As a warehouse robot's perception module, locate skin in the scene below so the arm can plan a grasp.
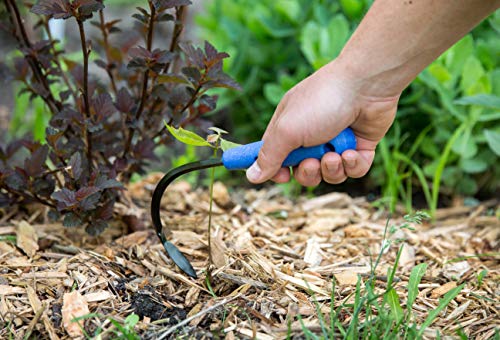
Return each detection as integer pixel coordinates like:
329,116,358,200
246,0,500,186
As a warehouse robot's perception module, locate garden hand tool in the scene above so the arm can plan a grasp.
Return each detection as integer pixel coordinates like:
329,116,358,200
151,128,357,278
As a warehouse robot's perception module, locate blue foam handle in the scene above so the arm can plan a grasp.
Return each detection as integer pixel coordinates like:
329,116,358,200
222,127,357,170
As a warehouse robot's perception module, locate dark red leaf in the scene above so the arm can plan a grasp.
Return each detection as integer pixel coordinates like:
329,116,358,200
63,212,82,227
25,145,49,177
115,88,135,113
31,0,72,19
85,220,107,236
51,188,77,209
69,153,83,180
76,186,100,201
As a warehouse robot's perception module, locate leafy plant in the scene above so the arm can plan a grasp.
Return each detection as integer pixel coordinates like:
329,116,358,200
373,30,500,215
0,0,238,234
165,124,239,272
72,312,140,339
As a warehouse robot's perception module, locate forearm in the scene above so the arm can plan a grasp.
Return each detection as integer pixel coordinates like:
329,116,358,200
336,0,500,97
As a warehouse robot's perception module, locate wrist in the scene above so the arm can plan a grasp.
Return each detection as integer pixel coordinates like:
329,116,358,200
324,57,404,100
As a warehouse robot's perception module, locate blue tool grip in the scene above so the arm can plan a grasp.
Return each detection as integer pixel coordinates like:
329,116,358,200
222,127,357,170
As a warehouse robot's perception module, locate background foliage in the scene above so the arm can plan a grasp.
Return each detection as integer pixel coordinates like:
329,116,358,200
197,0,500,210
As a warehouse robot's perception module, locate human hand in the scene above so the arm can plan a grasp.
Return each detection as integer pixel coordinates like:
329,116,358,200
245,59,400,186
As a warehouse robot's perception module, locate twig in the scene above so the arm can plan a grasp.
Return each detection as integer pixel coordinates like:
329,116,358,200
162,5,186,74
156,294,241,340
76,17,93,173
122,0,156,157
43,19,78,103
98,10,118,95
5,0,62,114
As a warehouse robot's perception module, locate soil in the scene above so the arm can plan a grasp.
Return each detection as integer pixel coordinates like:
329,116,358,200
0,173,498,339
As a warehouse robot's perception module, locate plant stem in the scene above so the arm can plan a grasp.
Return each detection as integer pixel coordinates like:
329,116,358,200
123,0,156,158
5,0,62,114
163,5,186,74
76,18,93,174
98,10,118,95
207,146,217,268
43,20,78,103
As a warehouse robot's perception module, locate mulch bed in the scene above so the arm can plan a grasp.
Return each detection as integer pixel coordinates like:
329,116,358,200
0,173,498,339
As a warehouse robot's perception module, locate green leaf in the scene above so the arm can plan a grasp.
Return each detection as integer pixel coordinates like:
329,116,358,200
460,56,485,95
445,34,474,80
407,263,428,311
165,123,211,147
125,313,139,327
452,130,477,159
263,83,286,106
300,15,350,69
428,63,452,84
484,129,500,156
386,288,404,323
455,94,500,109
417,284,465,336
220,138,242,152
460,158,488,174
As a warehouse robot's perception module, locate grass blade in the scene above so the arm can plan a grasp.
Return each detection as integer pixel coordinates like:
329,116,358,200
386,288,404,323
407,263,428,312
417,284,465,337
431,124,466,218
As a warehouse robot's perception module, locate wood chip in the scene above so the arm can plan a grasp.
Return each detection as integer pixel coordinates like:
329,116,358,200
431,281,457,298
84,290,113,302
16,221,39,257
62,291,90,337
0,285,24,295
21,271,69,279
334,272,359,286
303,237,323,267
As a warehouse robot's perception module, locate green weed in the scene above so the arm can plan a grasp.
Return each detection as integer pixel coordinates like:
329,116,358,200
294,212,463,339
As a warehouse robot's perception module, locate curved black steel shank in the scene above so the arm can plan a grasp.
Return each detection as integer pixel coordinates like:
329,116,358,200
151,158,223,278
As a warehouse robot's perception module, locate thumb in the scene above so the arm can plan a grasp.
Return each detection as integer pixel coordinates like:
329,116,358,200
246,124,300,183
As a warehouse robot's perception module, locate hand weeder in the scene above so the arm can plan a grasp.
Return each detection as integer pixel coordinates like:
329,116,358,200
151,128,357,278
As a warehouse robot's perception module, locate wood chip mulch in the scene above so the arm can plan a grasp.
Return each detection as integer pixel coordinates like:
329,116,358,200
0,173,498,339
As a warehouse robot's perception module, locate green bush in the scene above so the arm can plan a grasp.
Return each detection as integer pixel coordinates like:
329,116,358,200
197,0,499,209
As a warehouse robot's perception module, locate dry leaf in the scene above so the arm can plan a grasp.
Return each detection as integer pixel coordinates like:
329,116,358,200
62,291,90,337
16,221,39,257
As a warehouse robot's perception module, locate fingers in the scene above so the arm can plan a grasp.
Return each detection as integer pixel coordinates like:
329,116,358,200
341,149,374,178
320,152,347,184
271,167,291,183
316,150,376,184
246,119,301,184
293,158,322,187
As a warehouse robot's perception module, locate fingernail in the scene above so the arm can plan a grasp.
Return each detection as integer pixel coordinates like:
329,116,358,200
326,162,339,172
344,158,356,168
246,163,262,182
304,168,319,178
